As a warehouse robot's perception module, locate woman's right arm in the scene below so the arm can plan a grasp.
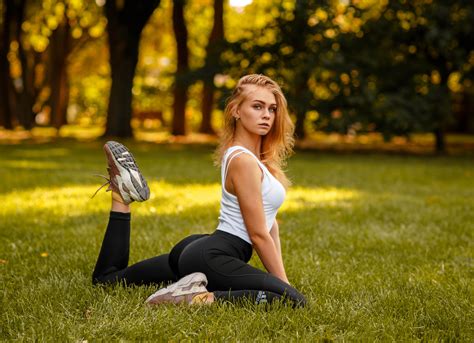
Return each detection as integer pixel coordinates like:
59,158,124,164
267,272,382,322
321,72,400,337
227,154,289,284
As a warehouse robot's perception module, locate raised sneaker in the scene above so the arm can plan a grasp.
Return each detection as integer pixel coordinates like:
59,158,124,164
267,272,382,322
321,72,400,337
93,141,150,204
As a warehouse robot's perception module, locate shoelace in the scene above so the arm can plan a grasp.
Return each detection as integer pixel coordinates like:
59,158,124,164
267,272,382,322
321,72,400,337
91,173,111,199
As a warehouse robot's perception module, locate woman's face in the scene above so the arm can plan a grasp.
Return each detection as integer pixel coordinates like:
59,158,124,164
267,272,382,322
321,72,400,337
236,85,277,136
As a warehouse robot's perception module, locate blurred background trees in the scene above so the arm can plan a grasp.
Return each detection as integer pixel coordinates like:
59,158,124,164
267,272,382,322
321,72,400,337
104,0,161,137
0,0,473,152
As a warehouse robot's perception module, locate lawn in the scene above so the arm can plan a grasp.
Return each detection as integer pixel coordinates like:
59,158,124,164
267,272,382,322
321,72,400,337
0,141,473,341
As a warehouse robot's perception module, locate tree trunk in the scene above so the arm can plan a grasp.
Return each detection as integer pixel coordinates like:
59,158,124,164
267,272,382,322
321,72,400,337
106,30,140,137
50,19,71,129
293,79,308,140
433,72,451,154
17,40,36,129
14,0,36,129
199,79,215,134
104,0,161,138
171,0,189,136
0,0,14,129
294,109,306,140
199,0,224,135
434,127,445,154
172,81,187,135
456,88,474,134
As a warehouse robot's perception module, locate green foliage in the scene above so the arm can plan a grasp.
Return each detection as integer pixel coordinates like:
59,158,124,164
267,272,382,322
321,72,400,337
0,142,473,340
5,0,106,126
68,38,110,125
2,0,473,144
316,0,474,141
218,0,473,146
22,0,105,53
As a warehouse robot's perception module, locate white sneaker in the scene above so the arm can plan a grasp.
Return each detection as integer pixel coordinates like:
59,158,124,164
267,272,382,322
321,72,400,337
146,272,211,305
93,141,150,204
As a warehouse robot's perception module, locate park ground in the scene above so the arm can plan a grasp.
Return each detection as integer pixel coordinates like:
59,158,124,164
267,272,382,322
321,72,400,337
0,139,473,341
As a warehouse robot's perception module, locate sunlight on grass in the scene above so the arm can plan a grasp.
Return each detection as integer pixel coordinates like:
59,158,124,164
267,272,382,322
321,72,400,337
59,125,104,139
134,131,171,143
0,182,221,217
0,185,110,217
8,147,71,160
2,160,62,169
282,187,361,212
1,182,361,218
136,181,222,216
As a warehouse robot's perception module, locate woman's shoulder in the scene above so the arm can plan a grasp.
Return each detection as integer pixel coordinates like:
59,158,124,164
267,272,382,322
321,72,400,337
230,151,258,167
226,153,263,187
225,148,265,179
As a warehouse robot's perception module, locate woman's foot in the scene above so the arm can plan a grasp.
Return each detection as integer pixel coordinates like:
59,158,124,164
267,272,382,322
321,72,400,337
146,272,214,305
95,141,150,205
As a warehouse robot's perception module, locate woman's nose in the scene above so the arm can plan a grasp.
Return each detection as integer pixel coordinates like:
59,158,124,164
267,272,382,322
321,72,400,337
262,109,271,119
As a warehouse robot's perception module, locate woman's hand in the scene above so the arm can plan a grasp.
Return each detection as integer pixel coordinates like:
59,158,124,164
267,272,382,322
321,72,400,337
226,153,288,282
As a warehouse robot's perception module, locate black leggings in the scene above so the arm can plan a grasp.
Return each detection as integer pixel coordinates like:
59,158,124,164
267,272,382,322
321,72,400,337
93,211,307,307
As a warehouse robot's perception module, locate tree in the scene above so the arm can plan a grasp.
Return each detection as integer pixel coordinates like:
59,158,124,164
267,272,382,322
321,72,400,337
12,0,37,129
0,0,107,131
104,0,161,137
171,0,189,136
48,15,70,129
319,0,474,152
407,0,474,152
198,0,224,135
0,0,37,129
0,0,14,129
274,0,333,139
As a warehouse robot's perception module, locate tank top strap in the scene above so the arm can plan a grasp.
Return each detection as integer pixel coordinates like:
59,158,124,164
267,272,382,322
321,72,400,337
222,146,266,183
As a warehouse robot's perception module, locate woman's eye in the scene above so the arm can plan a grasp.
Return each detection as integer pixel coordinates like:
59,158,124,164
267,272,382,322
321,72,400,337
253,105,261,110
269,107,276,113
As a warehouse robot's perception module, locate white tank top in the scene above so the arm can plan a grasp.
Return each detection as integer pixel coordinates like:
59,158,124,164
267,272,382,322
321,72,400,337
216,146,286,244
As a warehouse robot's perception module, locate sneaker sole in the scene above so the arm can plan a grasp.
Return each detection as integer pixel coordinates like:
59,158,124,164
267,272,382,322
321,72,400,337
145,272,208,304
104,141,150,202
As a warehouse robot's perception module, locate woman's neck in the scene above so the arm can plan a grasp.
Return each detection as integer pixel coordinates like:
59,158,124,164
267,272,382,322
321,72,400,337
232,132,262,157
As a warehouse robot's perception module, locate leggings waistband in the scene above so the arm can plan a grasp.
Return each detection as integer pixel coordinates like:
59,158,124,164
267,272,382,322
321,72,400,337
212,230,253,261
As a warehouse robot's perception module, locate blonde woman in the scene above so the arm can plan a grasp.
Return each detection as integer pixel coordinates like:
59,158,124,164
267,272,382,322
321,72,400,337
92,74,307,307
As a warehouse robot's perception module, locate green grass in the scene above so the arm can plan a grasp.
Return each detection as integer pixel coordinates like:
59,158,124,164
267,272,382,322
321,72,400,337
0,141,473,341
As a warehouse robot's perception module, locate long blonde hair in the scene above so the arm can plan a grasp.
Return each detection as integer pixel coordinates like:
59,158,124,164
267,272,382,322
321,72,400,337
214,74,295,188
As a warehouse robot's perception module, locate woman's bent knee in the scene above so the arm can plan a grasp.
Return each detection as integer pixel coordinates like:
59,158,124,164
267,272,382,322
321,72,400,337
92,274,109,286
92,272,117,286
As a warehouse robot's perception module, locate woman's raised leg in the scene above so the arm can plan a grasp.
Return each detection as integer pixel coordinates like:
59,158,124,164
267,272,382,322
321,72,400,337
92,141,176,286
92,210,177,285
